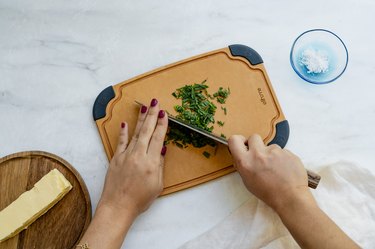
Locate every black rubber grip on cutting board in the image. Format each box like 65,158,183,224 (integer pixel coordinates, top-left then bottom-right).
267,120,290,148
93,86,115,121
229,44,263,65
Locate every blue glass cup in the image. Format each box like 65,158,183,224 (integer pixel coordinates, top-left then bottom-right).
290,29,348,84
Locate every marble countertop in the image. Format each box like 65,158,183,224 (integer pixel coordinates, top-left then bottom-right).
1,1,375,248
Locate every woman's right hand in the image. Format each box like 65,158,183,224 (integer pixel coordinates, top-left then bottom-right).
229,134,360,249
228,134,314,213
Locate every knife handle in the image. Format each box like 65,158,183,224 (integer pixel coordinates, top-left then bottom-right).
307,170,321,189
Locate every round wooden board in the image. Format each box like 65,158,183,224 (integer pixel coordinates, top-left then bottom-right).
0,151,92,249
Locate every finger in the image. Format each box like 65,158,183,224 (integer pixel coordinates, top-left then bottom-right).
136,98,160,152
228,135,248,160
247,134,266,153
267,143,281,151
158,154,165,193
148,110,169,156
127,104,148,152
115,122,129,155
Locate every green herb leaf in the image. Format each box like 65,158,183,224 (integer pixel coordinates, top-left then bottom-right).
213,86,230,104
166,79,231,156
221,106,227,115
217,121,225,127
202,151,211,158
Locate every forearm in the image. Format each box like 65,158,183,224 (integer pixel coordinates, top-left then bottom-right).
276,191,359,249
77,202,137,249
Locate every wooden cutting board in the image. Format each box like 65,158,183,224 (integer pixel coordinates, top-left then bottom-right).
0,151,91,249
93,44,289,195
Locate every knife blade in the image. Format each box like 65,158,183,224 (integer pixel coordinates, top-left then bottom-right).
166,115,228,146
134,100,321,189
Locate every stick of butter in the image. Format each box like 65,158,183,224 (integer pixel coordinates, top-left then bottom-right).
0,169,72,243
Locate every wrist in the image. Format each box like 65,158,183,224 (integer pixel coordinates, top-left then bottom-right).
96,199,139,228
272,187,317,216
77,199,138,248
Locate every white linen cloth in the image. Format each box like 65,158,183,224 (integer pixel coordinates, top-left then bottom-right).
180,162,375,249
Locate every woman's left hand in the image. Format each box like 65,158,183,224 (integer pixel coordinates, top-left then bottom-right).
78,99,169,249
98,98,169,217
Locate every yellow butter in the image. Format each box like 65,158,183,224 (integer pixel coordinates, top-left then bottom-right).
0,169,72,243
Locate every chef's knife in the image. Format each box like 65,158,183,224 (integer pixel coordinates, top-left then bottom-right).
134,101,321,189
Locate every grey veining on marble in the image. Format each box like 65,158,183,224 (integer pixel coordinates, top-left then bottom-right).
1,0,375,248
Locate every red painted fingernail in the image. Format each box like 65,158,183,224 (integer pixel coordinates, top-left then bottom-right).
151,98,158,107
141,105,148,113
158,110,165,118
161,146,167,156
121,122,125,128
